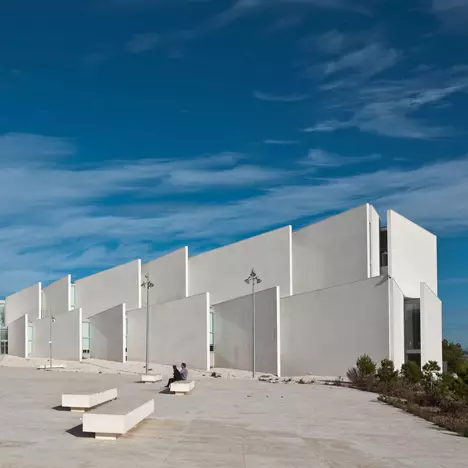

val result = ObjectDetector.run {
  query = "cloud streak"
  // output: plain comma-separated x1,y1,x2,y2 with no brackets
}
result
254,91,308,102
125,33,159,53
3,131,468,296
304,149,381,167
309,65,468,139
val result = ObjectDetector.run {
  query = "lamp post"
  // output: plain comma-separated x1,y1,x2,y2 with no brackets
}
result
141,273,154,375
49,316,56,370
244,267,262,378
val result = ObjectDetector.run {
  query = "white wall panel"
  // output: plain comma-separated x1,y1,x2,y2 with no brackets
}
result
421,283,443,369
74,260,141,319
280,276,390,377
293,205,370,295
388,210,438,298
369,204,381,278
189,226,292,304
141,247,188,306
32,308,82,361
42,275,71,318
89,304,125,363
8,314,28,357
213,286,280,375
127,293,210,371
388,279,405,370
5,283,41,326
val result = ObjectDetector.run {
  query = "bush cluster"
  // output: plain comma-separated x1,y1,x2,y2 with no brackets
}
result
346,347,468,437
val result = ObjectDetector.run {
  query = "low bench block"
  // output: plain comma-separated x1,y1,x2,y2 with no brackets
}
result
62,388,118,412
83,399,154,440
140,374,162,383
170,380,195,395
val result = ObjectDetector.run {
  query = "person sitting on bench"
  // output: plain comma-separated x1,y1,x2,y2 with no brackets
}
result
180,362,188,381
165,365,182,388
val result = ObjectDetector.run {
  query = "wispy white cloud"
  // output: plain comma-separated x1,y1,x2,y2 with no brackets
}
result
304,149,381,167
303,121,347,133
254,91,309,102
125,32,159,54
312,30,348,55
4,134,468,297
324,43,401,78
263,139,298,145
430,0,468,31
308,66,468,139
0,133,75,165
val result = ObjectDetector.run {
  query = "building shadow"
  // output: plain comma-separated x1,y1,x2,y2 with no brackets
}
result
66,424,94,438
52,405,69,412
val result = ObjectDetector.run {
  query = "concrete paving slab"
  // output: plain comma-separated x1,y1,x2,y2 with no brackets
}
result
0,367,467,467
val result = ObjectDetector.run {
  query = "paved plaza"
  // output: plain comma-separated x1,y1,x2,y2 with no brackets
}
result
0,367,467,468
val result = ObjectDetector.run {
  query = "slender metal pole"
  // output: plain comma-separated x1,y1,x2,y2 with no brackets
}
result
145,273,150,375
49,316,52,370
252,280,256,378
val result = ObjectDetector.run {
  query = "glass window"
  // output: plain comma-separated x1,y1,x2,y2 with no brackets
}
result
70,284,75,309
28,324,33,355
0,302,5,327
209,309,214,350
82,321,90,354
404,299,421,351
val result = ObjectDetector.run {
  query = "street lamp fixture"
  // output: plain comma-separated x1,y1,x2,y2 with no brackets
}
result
141,273,154,375
49,316,56,370
245,267,262,378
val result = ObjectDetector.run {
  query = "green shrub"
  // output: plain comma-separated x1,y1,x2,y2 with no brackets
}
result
346,355,377,391
401,361,422,384
356,354,376,377
377,359,398,383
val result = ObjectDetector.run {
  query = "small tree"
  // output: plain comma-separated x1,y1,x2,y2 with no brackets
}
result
356,354,376,377
401,361,422,384
422,361,442,399
377,359,398,390
347,354,377,391
442,340,465,373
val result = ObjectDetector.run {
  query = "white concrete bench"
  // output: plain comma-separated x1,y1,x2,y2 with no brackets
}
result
37,364,66,370
82,399,154,440
140,374,162,383
170,380,195,395
61,388,117,412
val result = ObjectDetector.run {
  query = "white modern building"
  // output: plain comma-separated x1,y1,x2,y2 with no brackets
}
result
1,204,443,377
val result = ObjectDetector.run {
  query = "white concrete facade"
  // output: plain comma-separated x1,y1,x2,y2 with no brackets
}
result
127,293,210,370
142,247,188,306
387,210,438,298
89,304,126,363
213,286,280,375
293,205,373,294
280,276,391,377
5,283,41,326
42,275,71,319
8,314,28,358
189,226,292,304
388,278,405,370
32,308,82,361
420,283,443,369
5,203,442,377
74,260,141,319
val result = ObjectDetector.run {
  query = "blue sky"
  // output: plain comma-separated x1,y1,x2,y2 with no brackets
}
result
0,0,467,345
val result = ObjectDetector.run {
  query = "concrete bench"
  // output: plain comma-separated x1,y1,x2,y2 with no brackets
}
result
170,380,195,395
37,364,66,370
61,388,117,412
140,374,162,383
82,399,154,440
